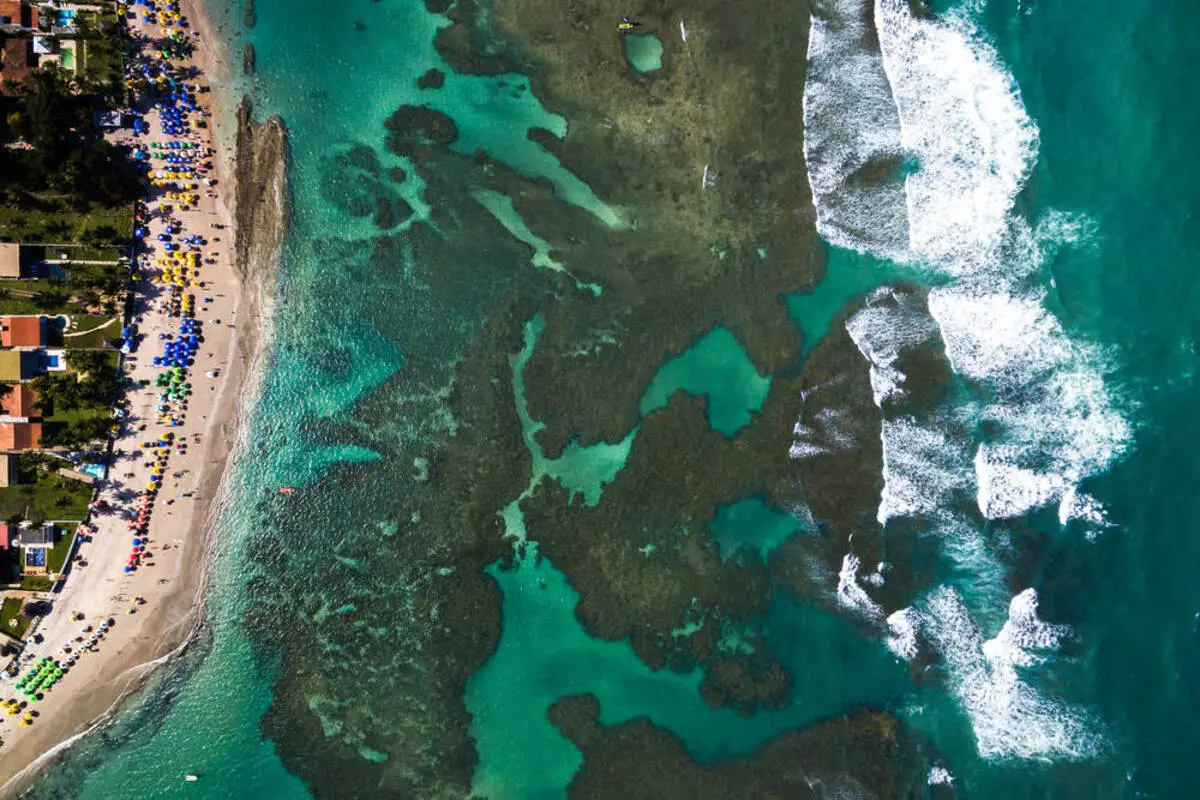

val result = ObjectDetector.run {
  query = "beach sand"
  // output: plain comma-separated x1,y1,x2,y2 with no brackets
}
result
0,2,285,793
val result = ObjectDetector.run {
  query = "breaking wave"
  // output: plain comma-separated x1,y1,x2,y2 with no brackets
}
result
875,0,1038,276
915,587,1102,761
837,553,885,621
928,286,1132,522
802,0,1130,761
845,287,939,407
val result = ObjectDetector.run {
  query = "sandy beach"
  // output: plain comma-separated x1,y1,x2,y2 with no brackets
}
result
0,1,282,792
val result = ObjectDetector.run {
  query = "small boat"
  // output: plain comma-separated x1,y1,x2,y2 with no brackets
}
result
618,16,638,31
278,488,295,495
185,774,199,782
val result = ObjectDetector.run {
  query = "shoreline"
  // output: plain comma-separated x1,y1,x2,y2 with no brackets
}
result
0,2,290,793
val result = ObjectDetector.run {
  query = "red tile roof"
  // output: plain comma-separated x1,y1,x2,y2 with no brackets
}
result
0,420,41,450
0,316,43,348
0,1,26,26
0,37,33,98
0,384,36,418
0,523,8,550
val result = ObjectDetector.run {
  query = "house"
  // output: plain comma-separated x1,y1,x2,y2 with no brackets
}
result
93,110,123,128
0,36,34,97
0,522,9,551
0,0,36,28
14,521,51,548
15,522,53,575
0,420,41,449
0,452,19,486
0,316,46,348
36,35,76,74
17,522,52,575
0,244,20,279
0,384,37,418
0,350,36,381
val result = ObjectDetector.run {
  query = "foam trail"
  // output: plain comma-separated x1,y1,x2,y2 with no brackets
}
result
803,0,910,258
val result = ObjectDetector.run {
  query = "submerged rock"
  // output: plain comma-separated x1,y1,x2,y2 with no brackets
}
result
383,105,459,156
417,68,445,90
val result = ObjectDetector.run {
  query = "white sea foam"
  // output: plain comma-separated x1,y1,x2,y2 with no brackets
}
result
803,0,910,258
886,607,919,660
789,441,830,460
837,553,885,621
845,288,939,406
790,399,856,461
801,0,1123,762
982,588,1068,667
927,765,954,786
1058,486,1110,529
917,586,1101,760
931,287,1133,521
805,0,1130,532
878,417,973,523
874,0,1038,276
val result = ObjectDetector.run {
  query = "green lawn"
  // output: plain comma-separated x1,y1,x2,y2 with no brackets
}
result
0,461,93,522
0,267,128,315
46,526,77,574
0,281,76,315
34,245,124,264
61,314,120,349
0,597,30,641
19,575,53,592
0,201,131,247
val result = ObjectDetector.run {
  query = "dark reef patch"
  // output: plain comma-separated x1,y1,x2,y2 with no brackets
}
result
549,695,947,799
384,105,459,157
417,68,446,90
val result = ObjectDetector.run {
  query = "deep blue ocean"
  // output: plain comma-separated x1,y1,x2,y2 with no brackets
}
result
23,0,1200,797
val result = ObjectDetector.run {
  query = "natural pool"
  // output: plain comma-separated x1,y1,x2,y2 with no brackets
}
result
622,32,663,73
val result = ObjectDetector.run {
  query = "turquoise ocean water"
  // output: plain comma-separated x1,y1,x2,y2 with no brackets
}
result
24,0,1200,797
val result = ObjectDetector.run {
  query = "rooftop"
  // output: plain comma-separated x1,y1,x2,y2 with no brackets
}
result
0,452,18,487
0,37,34,97
0,384,37,418
0,1,33,28
0,244,18,278
0,420,40,449
15,521,52,548
0,316,45,348
0,350,34,382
